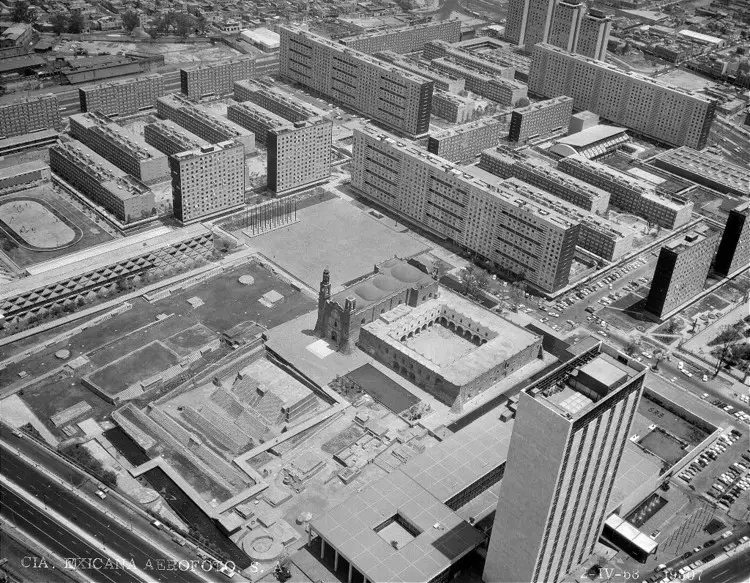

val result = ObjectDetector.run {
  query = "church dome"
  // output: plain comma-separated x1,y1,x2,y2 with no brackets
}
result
372,274,400,291
390,263,425,283
354,283,385,301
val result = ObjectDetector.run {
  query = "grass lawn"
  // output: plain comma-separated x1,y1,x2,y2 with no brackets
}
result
321,424,365,455
347,364,419,414
164,324,217,356
89,341,179,393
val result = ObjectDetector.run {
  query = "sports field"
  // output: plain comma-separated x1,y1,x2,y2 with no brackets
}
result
0,199,76,248
248,198,429,292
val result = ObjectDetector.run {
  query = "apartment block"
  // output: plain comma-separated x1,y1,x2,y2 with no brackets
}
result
480,147,609,214
267,118,333,195
577,9,611,61
713,202,750,277
505,0,556,50
279,26,433,137
374,52,466,93
156,95,255,156
423,40,516,80
50,140,156,224
144,119,209,157
651,146,750,198
340,20,461,54
431,90,474,123
430,57,528,106
509,96,574,143
170,141,245,224
69,112,169,185
548,1,585,52
0,94,61,139
529,43,716,149
646,225,720,318
79,74,165,117
485,346,646,583
180,56,259,100
227,100,292,146
558,155,693,229
233,79,323,122
427,118,506,162
352,124,580,294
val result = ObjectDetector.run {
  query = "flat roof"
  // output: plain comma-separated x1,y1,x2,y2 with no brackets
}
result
605,514,659,554
0,159,48,178
311,468,484,583
579,356,629,389
556,125,629,148
402,417,514,504
0,129,57,148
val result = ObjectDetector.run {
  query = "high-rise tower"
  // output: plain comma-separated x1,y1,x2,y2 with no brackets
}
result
548,0,585,52
484,345,647,583
576,8,611,61
505,0,556,51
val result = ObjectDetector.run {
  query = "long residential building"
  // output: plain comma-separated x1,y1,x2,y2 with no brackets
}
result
227,100,332,195
50,139,156,224
374,52,466,93
558,155,693,229
509,96,574,143
427,118,506,162
69,112,170,185
144,119,209,156
650,146,750,198
352,123,580,294
340,20,461,54
423,40,516,80
529,43,716,149
170,141,246,224
0,94,61,139
430,57,528,106
646,225,721,318
79,74,165,117
233,79,323,122
279,26,433,138
479,147,609,213
180,56,259,100
156,94,255,156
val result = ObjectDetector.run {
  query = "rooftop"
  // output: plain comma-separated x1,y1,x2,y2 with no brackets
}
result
0,159,49,178
430,117,503,139
513,95,573,113
310,468,484,583
665,224,718,252
555,124,629,148
653,146,750,195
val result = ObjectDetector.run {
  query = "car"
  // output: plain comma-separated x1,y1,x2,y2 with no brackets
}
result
721,530,733,539
693,546,702,553
683,370,693,378
704,540,715,548
702,393,709,399
11,428,23,438
95,490,106,499
651,530,661,538
702,374,708,382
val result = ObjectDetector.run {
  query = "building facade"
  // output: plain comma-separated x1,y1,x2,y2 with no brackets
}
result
233,79,322,122
505,0,556,50
144,119,209,156
485,347,647,583
547,0,585,52
529,43,716,149
156,95,255,155
340,20,461,54
0,95,61,140
352,124,580,294
374,52,466,93
79,74,165,117
645,225,721,318
0,160,51,195
227,100,292,146
429,58,528,106
431,90,474,123
50,140,156,224
713,202,750,277
508,96,574,143
180,56,258,100
169,141,245,224
576,9,611,61
69,112,170,185
427,118,506,162
279,26,433,138
267,118,332,195
558,155,693,229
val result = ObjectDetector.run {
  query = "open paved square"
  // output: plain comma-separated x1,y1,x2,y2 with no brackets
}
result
247,198,429,292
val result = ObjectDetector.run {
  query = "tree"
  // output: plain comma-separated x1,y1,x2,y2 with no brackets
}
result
624,340,639,356
713,325,743,376
196,16,209,35
175,13,195,37
122,10,140,32
50,13,68,35
68,12,85,34
12,1,34,23
460,264,477,295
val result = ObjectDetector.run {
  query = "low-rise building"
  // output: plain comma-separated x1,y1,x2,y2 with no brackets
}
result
0,160,51,195
508,96,574,143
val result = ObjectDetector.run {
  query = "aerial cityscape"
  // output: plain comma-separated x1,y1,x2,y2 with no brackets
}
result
0,0,748,582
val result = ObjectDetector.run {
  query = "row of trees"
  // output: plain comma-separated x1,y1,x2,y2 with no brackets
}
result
60,443,118,488
49,11,86,35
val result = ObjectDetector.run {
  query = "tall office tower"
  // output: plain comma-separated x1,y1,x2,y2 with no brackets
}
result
576,9,611,61
548,0,585,52
279,26,434,138
352,124,580,294
169,141,245,224
529,44,716,148
484,345,647,583
505,0,556,51
79,74,165,117
645,225,721,318
713,202,750,277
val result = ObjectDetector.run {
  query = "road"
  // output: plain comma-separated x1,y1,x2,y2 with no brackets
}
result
57,70,181,117
700,550,750,583
1,485,141,583
0,438,218,583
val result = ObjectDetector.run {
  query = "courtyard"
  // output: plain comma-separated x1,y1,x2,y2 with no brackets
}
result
404,323,477,366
